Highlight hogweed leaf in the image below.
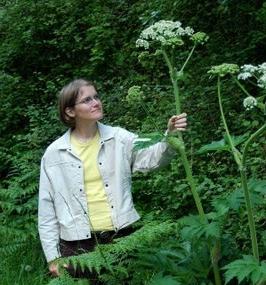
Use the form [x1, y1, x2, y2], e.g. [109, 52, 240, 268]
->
[197, 138, 230, 154]
[180, 215, 220, 240]
[223, 255, 266, 284]
[133, 132, 165, 150]
[197, 134, 248, 154]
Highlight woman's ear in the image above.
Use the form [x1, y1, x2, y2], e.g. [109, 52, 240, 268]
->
[65, 107, 75, 118]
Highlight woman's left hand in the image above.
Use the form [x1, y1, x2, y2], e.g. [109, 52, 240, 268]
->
[167, 113, 187, 133]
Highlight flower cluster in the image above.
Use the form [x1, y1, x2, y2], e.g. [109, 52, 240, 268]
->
[238, 63, 266, 89]
[208, 63, 239, 77]
[191, 32, 209, 45]
[126, 85, 144, 105]
[136, 20, 195, 50]
[243, 96, 258, 110]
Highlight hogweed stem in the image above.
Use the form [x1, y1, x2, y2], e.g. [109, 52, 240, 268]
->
[217, 75, 265, 261]
[164, 49, 222, 285]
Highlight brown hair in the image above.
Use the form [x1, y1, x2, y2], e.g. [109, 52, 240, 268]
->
[58, 79, 97, 128]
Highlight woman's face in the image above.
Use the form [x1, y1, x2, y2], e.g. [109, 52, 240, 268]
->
[67, 85, 103, 125]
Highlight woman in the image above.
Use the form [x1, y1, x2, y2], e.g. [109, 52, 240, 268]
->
[38, 79, 187, 278]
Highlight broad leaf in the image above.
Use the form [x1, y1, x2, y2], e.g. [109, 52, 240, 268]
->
[180, 215, 220, 240]
[197, 134, 248, 154]
[133, 132, 165, 150]
[223, 255, 266, 284]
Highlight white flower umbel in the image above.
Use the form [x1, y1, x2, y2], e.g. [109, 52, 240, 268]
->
[136, 20, 194, 49]
[243, 96, 258, 110]
[258, 62, 266, 73]
[257, 63, 266, 89]
[241, 64, 258, 73]
[238, 64, 257, 80]
[136, 39, 149, 50]
[258, 73, 266, 89]
[238, 62, 266, 89]
[237, 72, 253, 80]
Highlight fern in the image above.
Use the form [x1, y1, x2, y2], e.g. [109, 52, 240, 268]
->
[53, 221, 177, 284]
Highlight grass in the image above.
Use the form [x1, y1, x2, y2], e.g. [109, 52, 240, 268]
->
[0, 238, 51, 285]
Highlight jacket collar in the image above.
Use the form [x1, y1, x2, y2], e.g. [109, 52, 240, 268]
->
[57, 122, 115, 150]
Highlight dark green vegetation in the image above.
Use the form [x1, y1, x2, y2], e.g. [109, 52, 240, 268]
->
[0, 1, 265, 284]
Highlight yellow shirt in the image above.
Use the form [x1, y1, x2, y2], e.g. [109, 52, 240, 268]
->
[70, 131, 114, 231]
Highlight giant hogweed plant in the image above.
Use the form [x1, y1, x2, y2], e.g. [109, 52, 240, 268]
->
[200, 63, 266, 284]
[132, 21, 208, 219]
[130, 20, 223, 285]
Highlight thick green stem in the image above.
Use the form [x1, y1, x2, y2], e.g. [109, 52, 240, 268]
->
[162, 49, 181, 115]
[218, 76, 266, 261]
[241, 123, 266, 261]
[163, 48, 205, 218]
[217, 76, 242, 166]
[168, 136, 221, 285]
[167, 136, 206, 220]
[178, 145, 206, 219]
[211, 240, 222, 285]
[163, 48, 222, 285]
[240, 169, 259, 260]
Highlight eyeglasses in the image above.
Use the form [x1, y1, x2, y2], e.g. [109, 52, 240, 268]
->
[75, 94, 101, 106]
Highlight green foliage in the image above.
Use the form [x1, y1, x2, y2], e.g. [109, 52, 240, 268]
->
[197, 134, 248, 154]
[149, 273, 181, 285]
[133, 132, 166, 150]
[48, 275, 85, 285]
[53, 221, 178, 285]
[0, 0, 265, 284]
[180, 215, 220, 242]
[223, 255, 266, 284]
[0, 239, 50, 285]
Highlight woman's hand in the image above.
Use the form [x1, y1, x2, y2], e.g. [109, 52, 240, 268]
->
[48, 260, 69, 277]
[167, 113, 187, 133]
[49, 261, 60, 277]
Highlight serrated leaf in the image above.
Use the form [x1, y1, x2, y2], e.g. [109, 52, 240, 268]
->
[197, 134, 248, 154]
[133, 132, 165, 150]
[226, 188, 245, 210]
[226, 179, 266, 211]
[180, 215, 220, 240]
[223, 255, 260, 284]
[204, 222, 221, 239]
[210, 199, 230, 218]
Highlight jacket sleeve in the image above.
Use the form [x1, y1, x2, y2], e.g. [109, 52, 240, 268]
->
[121, 128, 176, 173]
[38, 157, 61, 263]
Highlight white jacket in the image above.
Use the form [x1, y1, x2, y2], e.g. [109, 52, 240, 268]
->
[38, 122, 174, 262]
